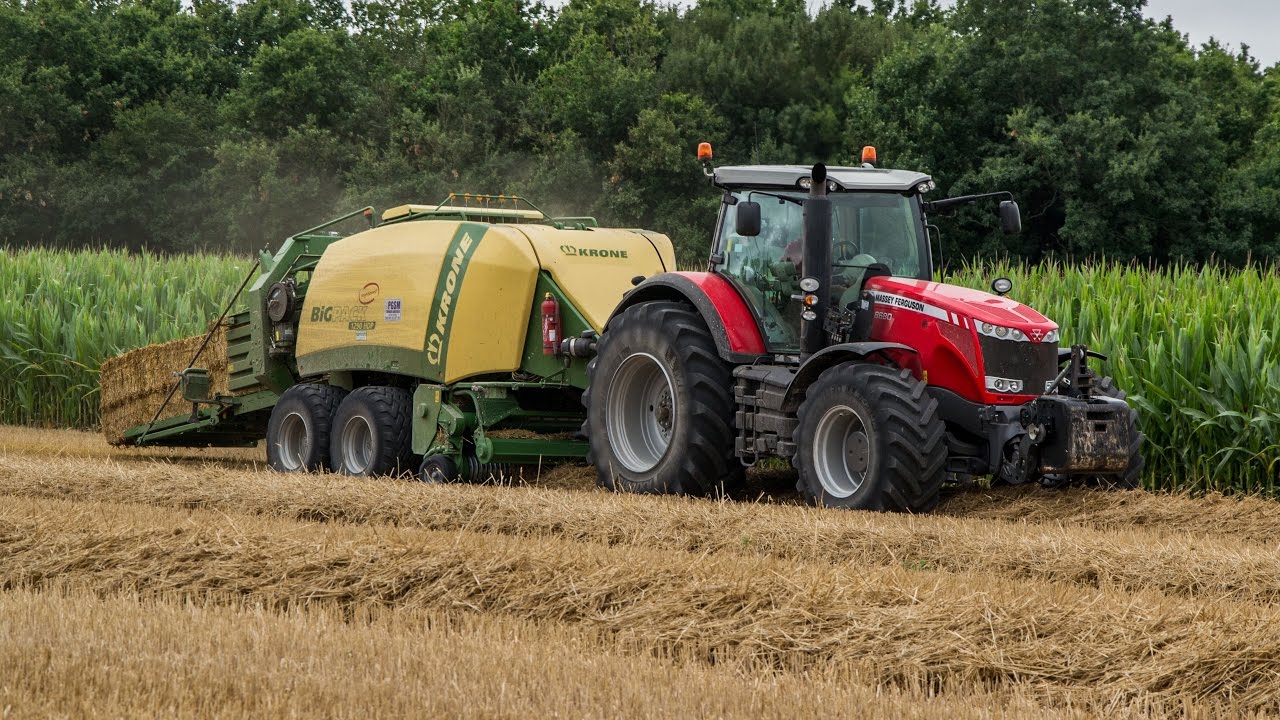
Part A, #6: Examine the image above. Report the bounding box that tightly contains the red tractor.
[585,145,1143,512]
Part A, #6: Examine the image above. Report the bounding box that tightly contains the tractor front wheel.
[585,301,741,496]
[794,364,946,512]
[266,383,347,473]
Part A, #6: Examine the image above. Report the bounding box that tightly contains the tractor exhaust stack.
[801,162,832,360]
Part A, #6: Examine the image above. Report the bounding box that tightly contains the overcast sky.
[596,1,1280,67]
[1141,0,1279,66]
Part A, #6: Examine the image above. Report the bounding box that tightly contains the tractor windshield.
[716,190,927,351]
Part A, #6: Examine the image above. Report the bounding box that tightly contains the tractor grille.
[979,336,1058,394]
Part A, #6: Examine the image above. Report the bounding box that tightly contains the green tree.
[606,92,726,265]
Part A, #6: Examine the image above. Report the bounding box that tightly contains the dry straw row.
[3,454,1280,607]
[7,426,1280,549]
[935,482,1280,547]
[1,494,1278,714]
[1,586,1101,720]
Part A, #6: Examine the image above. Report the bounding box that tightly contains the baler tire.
[585,301,741,497]
[793,363,946,512]
[419,454,460,483]
[267,383,348,473]
[1089,376,1145,490]
[329,386,415,477]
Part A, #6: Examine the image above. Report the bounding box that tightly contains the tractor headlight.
[976,322,1042,344]
[978,322,1019,340]
[977,322,1057,343]
[986,376,1024,394]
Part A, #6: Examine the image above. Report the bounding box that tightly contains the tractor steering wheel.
[833,240,859,263]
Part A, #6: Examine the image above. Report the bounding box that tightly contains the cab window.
[717,190,923,351]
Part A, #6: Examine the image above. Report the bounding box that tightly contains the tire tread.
[584,302,742,497]
[794,365,946,512]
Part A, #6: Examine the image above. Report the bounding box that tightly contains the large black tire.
[584,301,742,496]
[1090,376,1145,489]
[266,383,347,473]
[793,364,946,512]
[329,386,415,477]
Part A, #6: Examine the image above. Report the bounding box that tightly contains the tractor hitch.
[1055,344,1108,398]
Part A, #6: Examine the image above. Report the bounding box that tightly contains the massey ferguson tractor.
[585,144,1142,511]
[103,146,1143,513]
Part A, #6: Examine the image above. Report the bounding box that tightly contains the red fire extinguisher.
[541,292,560,355]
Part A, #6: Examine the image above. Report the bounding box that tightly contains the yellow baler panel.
[440,225,540,382]
[514,225,675,331]
[296,220,539,382]
[297,222,441,357]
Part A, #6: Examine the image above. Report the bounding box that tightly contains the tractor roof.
[712,165,932,193]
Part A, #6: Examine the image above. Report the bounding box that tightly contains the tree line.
[2,0,1277,266]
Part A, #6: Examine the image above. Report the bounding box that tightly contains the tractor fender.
[784,342,918,408]
[609,272,767,363]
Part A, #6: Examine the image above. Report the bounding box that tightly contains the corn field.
[954,260,1280,494]
[1,248,1278,494]
[0,249,248,428]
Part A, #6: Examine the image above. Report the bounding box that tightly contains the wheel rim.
[606,352,677,473]
[812,404,873,499]
[277,412,309,471]
[340,415,375,474]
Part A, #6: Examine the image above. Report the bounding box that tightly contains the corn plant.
[3,249,1280,494]
[0,248,247,428]
[948,260,1280,494]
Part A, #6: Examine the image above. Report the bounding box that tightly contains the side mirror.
[999,200,1022,236]
[735,201,761,236]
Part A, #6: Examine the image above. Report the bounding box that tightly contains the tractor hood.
[864,276,1058,339]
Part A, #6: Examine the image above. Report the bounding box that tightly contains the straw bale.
[98,324,248,445]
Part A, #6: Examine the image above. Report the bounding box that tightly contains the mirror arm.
[926,224,942,275]
[922,190,1013,214]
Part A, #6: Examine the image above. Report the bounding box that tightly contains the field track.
[3,427,1280,717]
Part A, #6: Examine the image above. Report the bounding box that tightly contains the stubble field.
[3,427,1280,718]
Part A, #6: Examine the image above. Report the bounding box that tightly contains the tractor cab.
[709,162,935,352]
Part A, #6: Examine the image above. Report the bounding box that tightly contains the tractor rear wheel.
[266,383,347,473]
[329,386,415,477]
[585,301,741,496]
[794,363,946,512]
